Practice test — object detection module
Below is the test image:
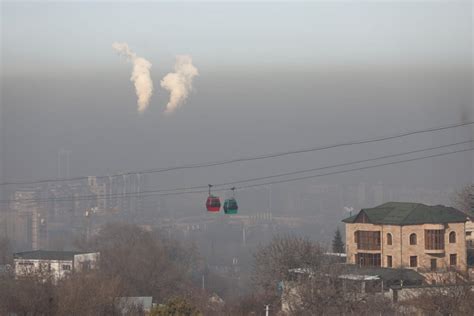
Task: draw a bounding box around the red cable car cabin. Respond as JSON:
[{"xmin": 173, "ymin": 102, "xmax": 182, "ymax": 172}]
[{"xmin": 206, "ymin": 195, "xmax": 221, "ymax": 212}]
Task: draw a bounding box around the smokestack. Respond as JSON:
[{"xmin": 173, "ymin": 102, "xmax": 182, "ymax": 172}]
[
  {"xmin": 161, "ymin": 55, "xmax": 198, "ymax": 114},
  {"xmin": 112, "ymin": 42, "xmax": 154, "ymax": 113}
]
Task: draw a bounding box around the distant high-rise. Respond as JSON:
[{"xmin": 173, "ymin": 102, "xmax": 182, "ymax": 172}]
[
  {"xmin": 0, "ymin": 102, "xmax": 4, "ymax": 201},
  {"xmin": 58, "ymin": 149, "xmax": 71, "ymax": 179}
]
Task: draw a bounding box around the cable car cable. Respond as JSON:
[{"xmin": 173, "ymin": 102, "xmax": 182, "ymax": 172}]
[
  {"xmin": 0, "ymin": 144, "xmax": 471, "ymax": 205},
  {"xmin": 1, "ymin": 121, "xmax": 472, "ymax": 187}
]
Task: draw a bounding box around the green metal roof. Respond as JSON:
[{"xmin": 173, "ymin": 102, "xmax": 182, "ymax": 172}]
[
  {"xmin": 342, "ymin": 264, "xmax": 424, "ymax": 283},
  {"xmin": 14, "ymin": 250, "xmax": 86, "ymax": 261},
  {"xmin": 342, "ymin": 202, "xmax": 469, "ymax": 225}
]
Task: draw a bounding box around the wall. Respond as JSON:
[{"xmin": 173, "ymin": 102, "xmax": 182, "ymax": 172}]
[
  {"xmin": 346, "ymin": 222, "xmax": 467, "ymax": 272},
  {"xmin": 74, "ymin": 252, "xmax": 100, "ymax": 271},
  {"xmin": 14, "ymin": 258, "xmax": 73, "ymax": 280}
]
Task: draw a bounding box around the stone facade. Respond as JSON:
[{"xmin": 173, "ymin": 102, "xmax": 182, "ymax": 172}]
[
  {"xmin": 345, "ymin": 221, "xmax": 467, "ymax": 272},
  {"xmin": 465, "ymin": 220, "xmax": 474, "ymax": 247}
]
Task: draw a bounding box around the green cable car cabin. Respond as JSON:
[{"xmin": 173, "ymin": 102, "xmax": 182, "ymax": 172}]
[{"xmin": 223, "ymin": 198, "xmax": 238, "ymax": 214}]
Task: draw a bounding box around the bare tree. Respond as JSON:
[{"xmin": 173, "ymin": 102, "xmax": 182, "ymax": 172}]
[
  {"xmin": 452, "ymin": 184, "xmax": 474, "ymax": 214},
  {"xmin": 0, "ymin": 271, "xmax": 57, "ymax": 316},
  {"xmin": 401, "ymin": 282, "xmax": 474, "ymax": 316},
  {"xmin": 55, "ymin": 271, "xmax": 125, "ymax": 315},
  {"xmin": 253, "ymin": 235, "xmax": 325, "ymax": 309},
  {"xmin": 77, "ymin": 222, "xmax": 200, "ymax": 301},
  {"xmin": 253, "ymin": 235, "xmax": 396, "ymax": 315},
  {"xmin": 286, "ymin": 271, "xmax": 395, "ymax": 316}
]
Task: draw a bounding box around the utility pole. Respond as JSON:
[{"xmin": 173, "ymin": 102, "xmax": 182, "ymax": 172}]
[{"xmin": 265, "ymin": 304, "xmax": 270, "ymax": 316}]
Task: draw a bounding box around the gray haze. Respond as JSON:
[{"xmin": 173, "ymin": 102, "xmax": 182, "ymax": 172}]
[{"xmin": 1, "ymin": 1, "xmax": 473, "ymax": 239}]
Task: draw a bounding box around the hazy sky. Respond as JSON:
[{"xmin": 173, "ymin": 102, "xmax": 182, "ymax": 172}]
[
  {"xmin": 0, "ymin": 1, "xmax": 472, "ymax": 215},
  {"xmin": 2, "ymin": 1, "xmax": 471, "ymax": 73}
]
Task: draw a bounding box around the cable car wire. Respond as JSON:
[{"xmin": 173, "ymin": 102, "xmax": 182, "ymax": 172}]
[
  {"xmin": 0, "ymin": 142, "xmax": 471, "ymax": 205},
  {"xmin": 0, "ymin": 121, "xmax": 472, "ymax": 187}
]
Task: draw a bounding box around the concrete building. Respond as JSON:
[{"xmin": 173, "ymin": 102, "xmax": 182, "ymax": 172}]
[
  {"xmin": 14, "ymin": 250, "xmax": 99, "ymax": 280},
  {"xmin": 343, "ymin": 202, "xmax": 469, "ymax": 273},
  {"xmin": 88, "ymin": 176, "xmax": 108, "ymax": 213}
]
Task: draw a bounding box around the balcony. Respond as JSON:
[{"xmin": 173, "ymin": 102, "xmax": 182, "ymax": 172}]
[
  {"xmin": 424, "ymin": 229, "xmax": 445, "ymax": 254},
  {"xmin": 355, "ymin": 231, "xmax": 381, "ymax": 251},
  {"xmin": 356, "ymin": 243, "xmax": 381, "ymax": 251},
  {"xmin": 424, "ymin": 248, "xmax": 445, "ymax": 254}
]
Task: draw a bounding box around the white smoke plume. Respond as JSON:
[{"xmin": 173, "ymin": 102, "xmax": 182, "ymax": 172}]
[
  {"xmin": 161, "ymin": 55, "xmax": 198, "ymax": 114},
  {"xmin": 344, "ymin": 206, "xmax": 354, "ymax": 213},
  {"xmin": 112, "ymin": 42, "xmax": 153, "ymax": 113}
]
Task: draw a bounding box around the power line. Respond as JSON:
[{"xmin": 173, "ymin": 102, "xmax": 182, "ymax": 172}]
[
  {"xmin": 234, "ymin": 147, "xmax": 474, "ymax": 191},
  {"xmin": 1, "ymin": 143, "xmax": 472, "ymax": 205},
  {"xmin": 212, "ymin": 140, "xmax": 474, "ymax": 188},
  {"xmin": 1, "ymin": 121, "xmax": 472, "ymax": 187},
  {"xmin": 1, "ymin": 140, "xmax": 467, "ymax": 203}
]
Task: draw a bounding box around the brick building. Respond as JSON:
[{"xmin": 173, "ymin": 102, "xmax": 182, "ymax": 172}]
[{"xmin": 343, "ymin": 202, "xmax": 469, "ymax": 272}]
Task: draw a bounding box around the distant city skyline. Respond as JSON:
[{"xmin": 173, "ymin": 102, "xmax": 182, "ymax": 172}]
[{"xmin": 1, "ymin": 1, "xmax": 472, "ymax": 220}]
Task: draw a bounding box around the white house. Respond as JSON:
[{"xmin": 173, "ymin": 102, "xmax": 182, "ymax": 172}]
[{"xmin": 14, "ymin": 250, "xmax": 99, "ymax": 280}]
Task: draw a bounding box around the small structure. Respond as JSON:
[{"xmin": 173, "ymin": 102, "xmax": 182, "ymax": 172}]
[
  {"xmin": 339, "ymin": 264, "xmax": 424, "ymax": 293},
  {"xmin": 115, "ymin": 297, "xmax": 153, "ymax": 315},
  {"xmin": 281, "ymin": 265, "xmax": 424, "ymax": 313},
  {"xmin": 14, "ymin": 250, "xmax": 99, "ymax": 280}
]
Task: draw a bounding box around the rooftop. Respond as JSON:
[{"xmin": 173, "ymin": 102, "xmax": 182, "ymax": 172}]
[
  {"xmin": 341, "ymin": 264, "xmax": 424, "ymax": 284},
  {"xmin": 14, "ymin": 250, "xmax": 89, "ymax": 261},
  {"xmin": 342, "ymin": 202, "xmax": 468, "ymax": 225}
]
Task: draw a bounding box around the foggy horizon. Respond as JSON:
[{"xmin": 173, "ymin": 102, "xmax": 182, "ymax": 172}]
[
  {"xmin": 0, "ymin": 0, "xmax": 472, "ymax": 248},
  {"xmin": 1, "ymin": 2, "xmax": 474, "ymax": 314}
]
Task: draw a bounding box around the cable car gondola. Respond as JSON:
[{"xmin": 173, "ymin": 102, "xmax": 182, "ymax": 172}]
[
  {"xmin": 223, "ymin": 187, "xmax": 238, "ymax": 215},
  {"xmin": 206, "ymin": 184, "xmax": 221, "ymax": 213}
]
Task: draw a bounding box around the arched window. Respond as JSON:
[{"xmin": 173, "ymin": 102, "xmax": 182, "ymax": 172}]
[
  {"xmin": 449, "ymin": 231, "xmax": 456, "ymax": 243},
  {"xmin": 409, "ymin": 233, "xmax": 417, "ymax": 245},
  {"xmin": 387, "ymin": 233, "xmax": 392, "ymax": 245}
]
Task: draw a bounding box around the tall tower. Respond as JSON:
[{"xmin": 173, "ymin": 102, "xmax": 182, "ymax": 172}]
[
  {"xmin": 58, "ymin": 149, "xmax": 71, "ymax": 179},
  {"xmin": 0, "ymin": 97, "xmax": 4, "ymax": 201}
]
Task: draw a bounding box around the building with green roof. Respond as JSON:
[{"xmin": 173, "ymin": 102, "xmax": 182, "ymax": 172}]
[{"xmin": 342, "ymin": 202, "xmax": 469, "ymax": 274}]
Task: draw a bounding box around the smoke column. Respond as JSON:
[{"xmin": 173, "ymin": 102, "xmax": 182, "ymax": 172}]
[
  {"xmin": 112, "ymin": 42, "xmax": 153, "ymax": 113},
  {"xmin": 161, "ymin": 55, "xmax": 198, "ymax": 114}
]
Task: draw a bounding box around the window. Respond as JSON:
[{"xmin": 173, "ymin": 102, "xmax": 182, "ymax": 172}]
[
  {"xmin": 425, "ymin": 230, "xmax": 445, "ymax": 250},
  {"xmin": 356, "ymin": 253, "xmax": 381, "ymax": 267},
  {"xmin": 387, "ymin": 255, "xmax": 392, "ymax": 268},
  {"xmin": 449, "ymin": 231, "xmax": 456, "ymax": 243},
  {"xmin": 18, "ymin": 262, "xmax": 34, "ymax": 266},
  {"xmin": 430, "ymin": 259, "xmax": 437, "ymax": 271},
  {"xmin": 466, "ymin": 231, "xmax": 472, "ymax": 236},
  {"xmin": 62, "ymin": 264, "xmax": 71, "ymax": 271},
  {"xmin": 450, "ymin": 254, "xmax": 457, "ymax": 266},
  {"xmin": 409, "ymin": 233, "xmax": 417, "ymax": 245},
  {"xmin": 387, "ymin": 233, "xmax": 392, "ymax": 245},
  {"xmin": 410, "ymin": 256, "xmax": 418, "ymax": 267},
  {"xmin": 80, "ymin": 261, "xmax": 91, "ymax": 271},
  {"xmin": 355, "ymin": 231, "xmax": 381, "ymax": 250}
]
